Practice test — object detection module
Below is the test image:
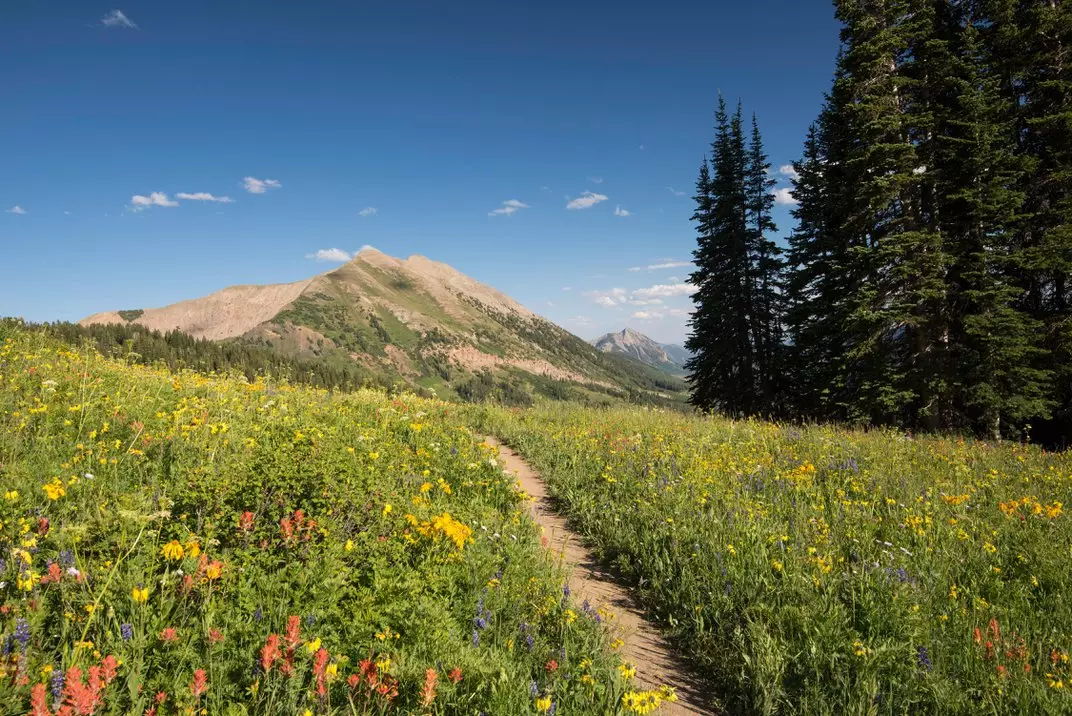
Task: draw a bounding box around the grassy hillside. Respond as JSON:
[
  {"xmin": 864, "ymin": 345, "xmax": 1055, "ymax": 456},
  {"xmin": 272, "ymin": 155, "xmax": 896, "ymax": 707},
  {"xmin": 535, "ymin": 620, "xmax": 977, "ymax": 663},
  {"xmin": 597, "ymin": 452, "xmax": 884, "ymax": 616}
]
[
  {"xmin": 471, "ymin": 403, "xmax": 1072, "ymax": 714},
  {"xmin": 0, "ymin": 325, "xmax": 668, "ymax": 714}
]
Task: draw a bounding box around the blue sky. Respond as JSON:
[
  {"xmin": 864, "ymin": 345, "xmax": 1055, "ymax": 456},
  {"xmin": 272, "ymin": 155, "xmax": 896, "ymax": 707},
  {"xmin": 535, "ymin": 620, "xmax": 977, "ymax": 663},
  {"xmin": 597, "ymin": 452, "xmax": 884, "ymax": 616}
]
[{"xmin": 1, "ymin": 1, "xmax": 839, "ymax": 344}]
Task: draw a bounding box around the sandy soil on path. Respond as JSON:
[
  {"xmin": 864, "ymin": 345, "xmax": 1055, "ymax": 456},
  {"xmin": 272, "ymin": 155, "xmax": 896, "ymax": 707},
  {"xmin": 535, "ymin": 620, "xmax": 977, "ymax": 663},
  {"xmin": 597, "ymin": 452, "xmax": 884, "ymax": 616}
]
[{"xmin": 483, "ymin": 436, "xmax": 716, "ymax": 715}]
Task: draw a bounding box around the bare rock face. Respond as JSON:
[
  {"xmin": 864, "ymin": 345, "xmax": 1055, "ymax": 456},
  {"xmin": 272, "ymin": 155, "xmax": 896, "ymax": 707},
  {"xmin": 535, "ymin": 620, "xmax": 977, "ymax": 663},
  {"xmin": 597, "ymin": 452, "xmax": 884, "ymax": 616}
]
[
  {"xmin": 80, "ymin": 249, "xmax": 681, "ymax": 399},
  {"xmin": 591, "ymin": 328, "xmax": 689, "ymax": 374}
]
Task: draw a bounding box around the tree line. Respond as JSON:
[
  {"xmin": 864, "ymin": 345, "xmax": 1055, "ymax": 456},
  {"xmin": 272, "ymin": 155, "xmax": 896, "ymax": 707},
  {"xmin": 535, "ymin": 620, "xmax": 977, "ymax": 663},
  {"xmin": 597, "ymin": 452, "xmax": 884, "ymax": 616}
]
[{"xmin": 687, "ymin": 0, "xmax": 1071, "ymax": 445}]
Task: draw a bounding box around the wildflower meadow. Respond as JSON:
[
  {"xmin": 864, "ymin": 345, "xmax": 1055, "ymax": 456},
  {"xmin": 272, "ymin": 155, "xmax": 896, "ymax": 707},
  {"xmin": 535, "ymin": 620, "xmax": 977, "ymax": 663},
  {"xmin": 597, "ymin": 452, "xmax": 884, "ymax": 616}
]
[
  {"xmin": 0, "ymin": 325, "xmax": 648, "ymax": 714},
  {"xmin": 473, "ymin": 404, "xmax": 1072, "ymax": 714}
]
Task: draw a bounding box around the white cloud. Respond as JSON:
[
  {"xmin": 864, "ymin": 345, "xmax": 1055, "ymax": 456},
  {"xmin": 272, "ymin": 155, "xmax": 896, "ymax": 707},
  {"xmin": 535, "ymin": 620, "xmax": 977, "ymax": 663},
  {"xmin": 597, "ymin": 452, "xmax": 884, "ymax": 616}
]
[
  {"xmin": 566, "ymin": 191, "xmax": 609, "ymax": 210},
  {"xmin": 306, "ymin": 248, "xmax": 352, "ymax": 262},
  {"xmin": 614, "ymin": 205, "xmax": 631, "ymax": 217},
  {"xmin": 667, "ymin": 307, "xmax": 689, "ymax": 317},
  {"xmin": 243, "ymin": 177, "xmax": 282, "ymax": 194},
  {"xmin": 633, "ymin": 283, "xmax": 695, "ymax": 299},
  {"xmin": 546, "ymin": 300, "xmax": 556, "ymax": 307},
  {"xmin": 129, "ymin": 192, "xmax": 178, "ymax": 211},
  {"xmin": 773, "ymin": 187, "xmax": 798, "ymax": 206},
  {"xmin": 359, "ymin": 244, "xmax": 379, "ymax": 253},
  {"xmin": 666, "ymin": 186, "xmax": 686, "ymax": 197},
  {"xmin": 632, "ymin": 310, "xmax": 662, "ymax": 320},
  {"xmin": 567, "ymin": 315, "xmax": 593, "ymax": 327},
  {"xmin": 540, "ymin": 186, "xmax": 553, "ymax": 193},
  {"xmin": 629, "ymin": 260, "xmax": 691, "ymax": 272},
  {"xmin": 101, "ymin": 10, "xmax": 137, "ymax": 28},
  {"xmin": 6, "ymin": 205, "xmax": 26, "ymax": 215},
  {"xmin": 638, "ymin": 145, "xmax": 645, "ymax": 151},
  {"xmin": 628, "ymin": 299, "xmax": 663, "ymax": 306},
  {"xmin": 585, "ymin": 287, "xmax": 627, "ymax": 307},
  {"xmin": 562, "ymin": 286, "xmax": 573, "ymax": 292},
  {"xmin": 779, "ymin": 164, "xmax": 800, "ymax": 181},
  {"xmin": 176, "ymin": 192, "xmax": 234, "ymax": 203},
  {"xmin": 358, "ymin": 206, "xmax": 378, "ymax": 217},
  {"xmin": 488, "ymin": 199, "xmax": 530, "ymax": 217},
  {"xmin": 588, "ymin": 176, "xmax": 604, "ymax": 184}
]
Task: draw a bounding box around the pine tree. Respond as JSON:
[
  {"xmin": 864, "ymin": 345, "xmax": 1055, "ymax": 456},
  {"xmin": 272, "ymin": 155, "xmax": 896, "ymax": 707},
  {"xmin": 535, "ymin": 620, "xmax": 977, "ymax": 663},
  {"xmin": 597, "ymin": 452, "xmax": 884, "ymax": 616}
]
[
  {"xmin": 686, "ymin": 97, "xmax": 753, "ymax": 414},
  {"xmin": 744, "ymin": 114, "xmax": 784, "ymax": 414},
  {"xmin": 936, "ymin": 15, "xmax": 1053, "ymax": 438}
]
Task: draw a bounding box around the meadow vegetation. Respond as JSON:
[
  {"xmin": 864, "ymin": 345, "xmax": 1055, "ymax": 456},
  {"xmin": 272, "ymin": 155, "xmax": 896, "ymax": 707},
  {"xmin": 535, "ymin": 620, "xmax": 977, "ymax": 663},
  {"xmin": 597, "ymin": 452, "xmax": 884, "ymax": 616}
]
[
  {"xmin": 473, "ymin": 404, "xmax": 1072, "ymax": 714},
  {"xmin": 0, "ymin": 325, "xmax": 661, "ymax": 714}
]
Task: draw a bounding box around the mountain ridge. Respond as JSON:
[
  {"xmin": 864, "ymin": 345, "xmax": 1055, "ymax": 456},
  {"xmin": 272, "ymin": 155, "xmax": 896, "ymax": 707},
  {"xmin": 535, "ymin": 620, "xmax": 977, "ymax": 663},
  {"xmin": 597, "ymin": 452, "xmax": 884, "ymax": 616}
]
[
  {"xmin": 590, "ymin": 328, "xmax": 690, "ymax": 375},
  {"xmin": 80, "ymin": 249, "xmax": 687, "ymax": 405}
]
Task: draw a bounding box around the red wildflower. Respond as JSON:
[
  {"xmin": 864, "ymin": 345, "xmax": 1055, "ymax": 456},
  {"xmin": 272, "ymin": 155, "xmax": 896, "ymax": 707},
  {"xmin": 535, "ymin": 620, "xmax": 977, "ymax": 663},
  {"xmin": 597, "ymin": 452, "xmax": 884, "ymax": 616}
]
[
  {"xmin": 347, "ymin": 673, "xmax": 362, "ymax": 689},
  {"xmin": 239, "ymin": 511, "xmax": 255, "ymax": 532},
  {"xmin": 280, "ymin": 517, "xmax": 294, "ymax": 541},
  {"xmin": 143, "ymin": 708, "xmax": 156, "ymax": 716},
  {"xmin": 208, "ymin": 628, "xmax": 224, "ymax": 646},
  {"xmin": 448, "ymin": 667, "xmax": 463, "ymax": 684},
  {"xmin": 314, "ymin": 647, "xmax": 330, "ymax": 697},
  {"xmin": 260, "ymin": 634, "xmax": 281, "ymax": 673},
  {"xmin": 190, "ymin": 669, "xmax": 208, "ymax": 699},
  {"xmin": 61, "ymin": 665, "xmax": 104, "ymax": 716},
  {"xmin": 29, "ymin": 683, "xmax": 50, "ymax": 716},
  {"xmin": 155, "ymin": 691, "xmax": 168, "ymax": 704},
  {"xmin": 359, "ymin": 659, "xmax": 379, "ymax": 688},
  {"xmin": 545, "ymin": 659, "xmax": 558, "ymax": 672},
  {"xmin": 42, "ymin": 560, "xmax": 63, "ymax": 585},
  {"xmin": 285, "ymin": 616, "xmax": 301, "ymax": 648},
  {"xmin": 973, "ymin": 627, "xmax": 982, "ymax": 644},
  {"xmin": 37, "ymin": 517, "xmax": 50, "ymax": 536},
  {"xmin": 421, "ymin": 668, "xmax": 438, "ymax": 706},
  {"xmin": 988, "ymin": 618, "xmax": 1001, "ymax": 642},
  {"xmin": 100, "ymin": 655, "xmax": 119, "ymax": 684},
  {"xmin": 985, "ymin": 640, "xmax": 995, "ymax": 660},
  {"xmin": 160, "ymin": 627, "xmax": 179, "ymax": 644},
  {"xmin": 997, "ymin": 665, "xmax": 1007, "ymax": 678}
]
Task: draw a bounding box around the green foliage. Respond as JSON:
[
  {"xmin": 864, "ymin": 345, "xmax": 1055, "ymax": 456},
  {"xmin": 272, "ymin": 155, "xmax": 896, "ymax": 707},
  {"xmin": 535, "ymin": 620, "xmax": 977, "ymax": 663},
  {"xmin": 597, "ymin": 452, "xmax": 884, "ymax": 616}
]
[
  {"xmin": 117, "ymin": 309, "xmax": 144, "ymax": 322},
  {"xmin": 0, "ymin": 327, "xmax": 641, "ymax": 714},
  {"xmin": 474, "ymin": 402, "xmax": 1072, "ymax": 714}
]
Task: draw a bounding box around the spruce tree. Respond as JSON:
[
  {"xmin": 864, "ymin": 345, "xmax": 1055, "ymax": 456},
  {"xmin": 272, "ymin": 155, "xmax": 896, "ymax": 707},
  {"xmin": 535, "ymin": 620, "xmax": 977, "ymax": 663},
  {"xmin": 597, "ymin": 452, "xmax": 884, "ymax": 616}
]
[
  {"xmin": 686, "ymin": 97, "xmax": 753, "ymax": 414},
  {"xmin": 744, "ymin": 114, "xmax": 784, "ymax": 414}
]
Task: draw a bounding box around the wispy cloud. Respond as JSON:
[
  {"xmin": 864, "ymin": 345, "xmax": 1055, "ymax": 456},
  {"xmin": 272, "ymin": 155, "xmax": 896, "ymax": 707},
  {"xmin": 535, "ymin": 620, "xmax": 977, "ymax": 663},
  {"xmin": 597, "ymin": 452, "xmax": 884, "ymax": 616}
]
[
  {"xmin": 587, "ymin": 176, "xmax": 604, "ymax": 185},
  {"xmin": 306, "ymin": 248, "xmax": 352, "ymax": 262},
  {"xmin": 632, "ymin": 283, "xmax": 695, "ymax": 299},
  {"xmin": 566, "ymin": 191, "xmax": 609, "ymax": 210},
  {"xmin": 567, "ymin": 315, "xmax": 593, "ymax": 328},
  {"xmin": 632, "ymin": 307, "xmax": 688, "ymax": 320},
  {"xmin": 628, "ymin": 260, "xmax": 691, "ymax": 272},
  {"xmin": 6, "ymin": 205, "xmax": 26, "ymax": 215},
  {"xmin": 101, "ymin": 9, "xmax": 137, "ymax": 28},
  {"xmin": 614, "ymin": 205, "xmax": 631, "ymax": 217},
  {"xmin": 488, "ymin": 199, "xmax": 530, "ymax": 217},
  {"xmin": 358, "ymin": 207, "xmax": 377, "ymax": 217},
  {"xmin": 176, "ymin": 192, "xmax": 234, "ymax": 203},
  {"xmin": 562, "ymin": 286, "xmax": 573, "ymax": 292},
  {"xmin": 773, "ymin": 187, "xmax": 798, "ymax": 206},
  {"xmin": 779, "ymin": 164, "xmax": 800, "ymax": 181},
  {"xmin": 666, "ymin": 186, "xmax": 686, "ymax": 197},
  {"xmin": 243, "ymin": 177, "xmax": 282, "ymax": 194},
  {"xmin": 130, "ymin": 192, "xmax": 178, "ymax": 211}
]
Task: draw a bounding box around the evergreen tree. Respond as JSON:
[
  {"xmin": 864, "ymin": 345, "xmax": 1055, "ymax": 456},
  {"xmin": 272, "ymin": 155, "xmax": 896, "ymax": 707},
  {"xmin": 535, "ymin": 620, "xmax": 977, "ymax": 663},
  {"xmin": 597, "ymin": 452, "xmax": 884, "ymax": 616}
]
[
  {"xmin": 936, "ymin": 16, "xmax": 1053, "ymax": 438},
  {"xmin": 687, "ymin": 97, "xmax": 753, "ymax": 414},
  {"xmin": 745, "ymin": 114, "xmax": 784, "ymax": 413}
]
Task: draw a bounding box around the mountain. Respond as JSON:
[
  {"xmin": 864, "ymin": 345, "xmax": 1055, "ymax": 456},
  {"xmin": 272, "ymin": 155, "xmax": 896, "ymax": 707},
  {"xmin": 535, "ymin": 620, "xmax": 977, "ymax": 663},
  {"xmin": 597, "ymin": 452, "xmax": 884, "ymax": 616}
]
[
  {"xmin": 590, "ymin": 328, "xmax": 690, "ymax": 375},
  {"xmin": 80, "ymin": 248, "xmax": 686, "ymax": 405}
]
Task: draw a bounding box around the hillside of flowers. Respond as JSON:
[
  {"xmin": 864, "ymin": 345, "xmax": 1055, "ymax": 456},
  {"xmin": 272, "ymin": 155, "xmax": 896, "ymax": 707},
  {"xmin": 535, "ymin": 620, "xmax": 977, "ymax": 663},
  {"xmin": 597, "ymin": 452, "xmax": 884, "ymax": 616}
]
[
  {"xmin": 474, "ymin": 405, "xmax": 1072, "ymax": 714},
  {"xmin": 0, "ymin": 325, "xmax": 651, "ymax": 714}
]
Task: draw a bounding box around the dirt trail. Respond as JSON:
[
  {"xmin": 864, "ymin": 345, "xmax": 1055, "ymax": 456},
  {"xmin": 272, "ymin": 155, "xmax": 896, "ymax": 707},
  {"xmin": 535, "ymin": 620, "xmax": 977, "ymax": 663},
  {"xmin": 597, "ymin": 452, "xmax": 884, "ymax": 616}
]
[{"xmin": 483, "ymin": 437, "xmax": 715, "ymax": 715}]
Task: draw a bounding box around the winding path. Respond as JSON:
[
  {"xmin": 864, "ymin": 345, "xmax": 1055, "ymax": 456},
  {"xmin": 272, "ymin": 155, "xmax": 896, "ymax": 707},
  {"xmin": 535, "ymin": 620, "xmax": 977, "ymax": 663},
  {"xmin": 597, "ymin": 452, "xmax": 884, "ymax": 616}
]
[{"xmin": 483, "ymin": 437, "xmax": 716, "ymax": 715}]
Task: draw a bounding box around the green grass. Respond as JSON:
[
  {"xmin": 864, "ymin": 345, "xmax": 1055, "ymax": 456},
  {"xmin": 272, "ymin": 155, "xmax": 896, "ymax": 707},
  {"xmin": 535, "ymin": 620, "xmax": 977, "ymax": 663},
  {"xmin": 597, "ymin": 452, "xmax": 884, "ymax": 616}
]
[
  {"xmin": 470, "ymin": 402, "xmax": 1072, "ymax": 715},
  {"xmin": 0, "ymin": 327, "xmax": 658, "ymax": 714}
]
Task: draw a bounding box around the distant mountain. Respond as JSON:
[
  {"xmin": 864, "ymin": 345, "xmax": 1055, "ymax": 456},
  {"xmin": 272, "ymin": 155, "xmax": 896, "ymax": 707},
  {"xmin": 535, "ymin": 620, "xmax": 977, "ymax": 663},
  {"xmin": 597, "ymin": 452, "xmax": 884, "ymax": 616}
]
[
  {"xmin": 81, "ymin": 248, "xmax": 686, "ymax": 405},
  {"xmin": 661, "ymin": 342, "xmax": 692, "ymax": 368},
  {"xmin": 590, "ymin": 328, "xmax": 689, "ymax": 375}
]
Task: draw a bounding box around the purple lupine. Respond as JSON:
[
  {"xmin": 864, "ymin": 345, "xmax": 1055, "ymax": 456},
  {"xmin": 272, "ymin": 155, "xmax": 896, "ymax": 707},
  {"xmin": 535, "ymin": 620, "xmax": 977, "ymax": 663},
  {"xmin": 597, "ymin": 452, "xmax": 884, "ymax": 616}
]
[
  {"xmin": 14, "ymin": 618, "xmax": 30, "ymax": 649},
  {"xmin": 121, "ymin": 623, "xmax": 133, "ymax": 641},
  {"xmin": 50, "ymin": 668, "xmax": 64, "ymax": 706}
]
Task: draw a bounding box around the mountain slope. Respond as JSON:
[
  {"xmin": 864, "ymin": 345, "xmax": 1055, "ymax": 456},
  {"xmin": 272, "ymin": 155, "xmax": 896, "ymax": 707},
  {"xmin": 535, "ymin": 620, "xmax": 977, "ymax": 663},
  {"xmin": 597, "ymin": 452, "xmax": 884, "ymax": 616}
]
[
  {"xmin": 591, "ymin": 328, "xmax": 689, "ymax": 375},
  {"xmin": 81, "ymin": 248, "xmax": 686, "ymax": 405}
]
